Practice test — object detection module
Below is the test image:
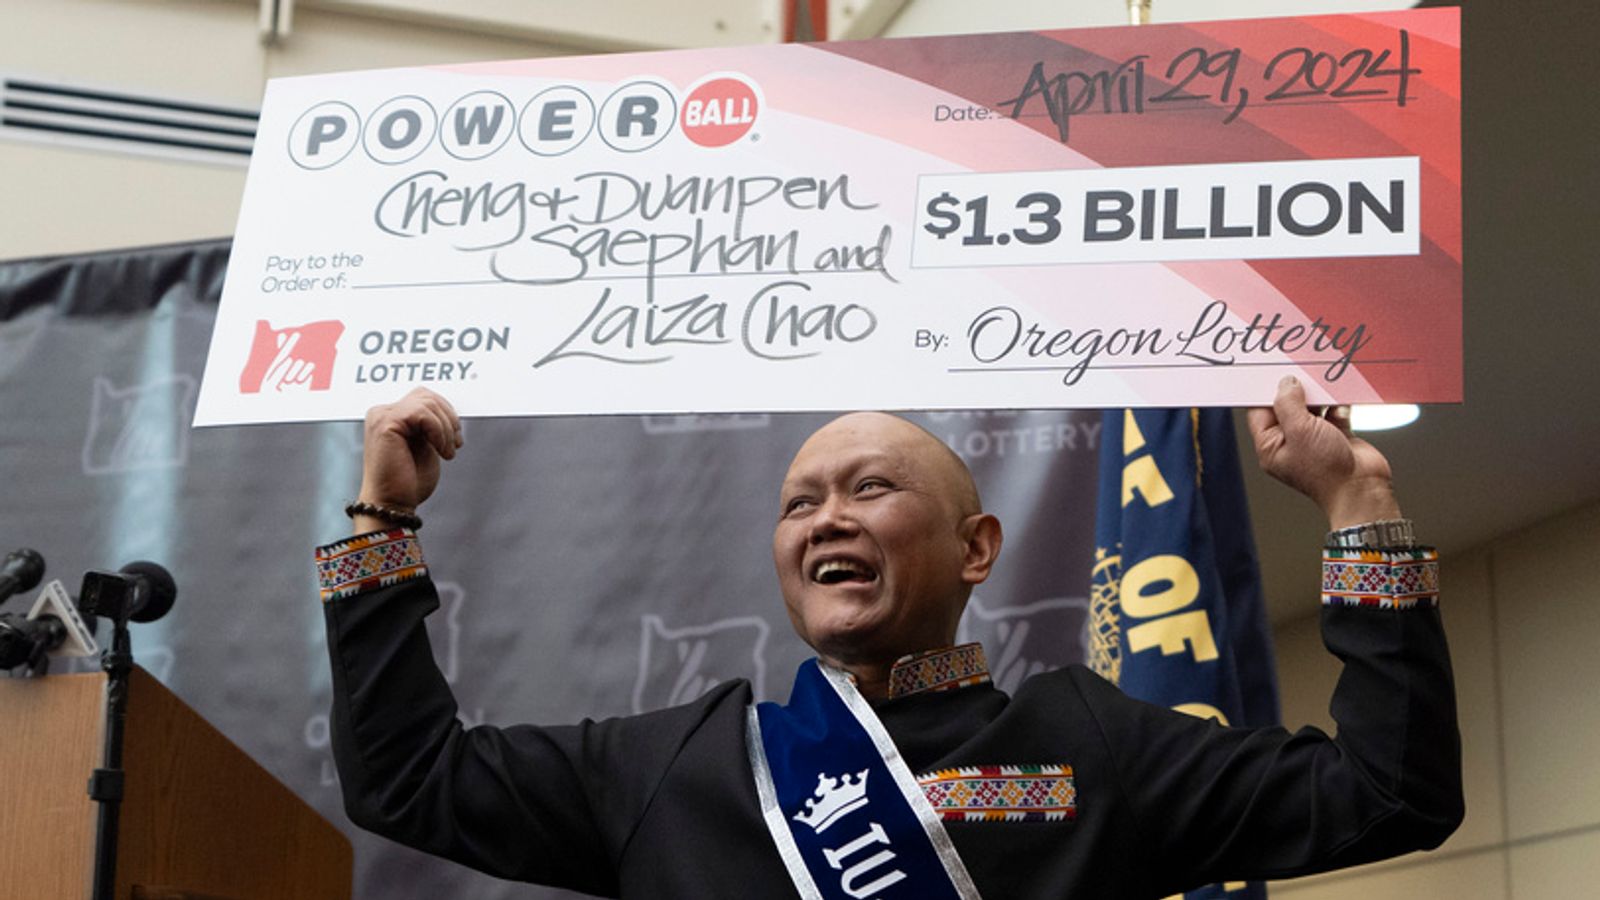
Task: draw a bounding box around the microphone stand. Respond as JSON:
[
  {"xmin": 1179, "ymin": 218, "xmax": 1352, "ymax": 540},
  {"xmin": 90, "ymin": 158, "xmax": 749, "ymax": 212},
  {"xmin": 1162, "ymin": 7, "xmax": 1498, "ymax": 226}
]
[{"xmin": 88, "ymin": 609, "xmax": 134, "ymax": 900}]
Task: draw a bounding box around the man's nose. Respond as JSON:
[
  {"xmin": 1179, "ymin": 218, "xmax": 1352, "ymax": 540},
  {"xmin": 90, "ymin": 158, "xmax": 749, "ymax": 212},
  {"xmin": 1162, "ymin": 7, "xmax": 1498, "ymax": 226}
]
[{"xmin": 808, "ymin": 494, "xmax": 858, "ymax": 543}]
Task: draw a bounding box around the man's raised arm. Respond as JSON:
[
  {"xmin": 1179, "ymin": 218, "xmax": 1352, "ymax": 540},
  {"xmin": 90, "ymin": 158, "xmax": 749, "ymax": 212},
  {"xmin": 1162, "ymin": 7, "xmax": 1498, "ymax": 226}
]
[
  {"xmin": 1088, "ymin": 377, "xmax": 1462, "ymax": 889},
  {"xmin": 314, "ymin": 388, "xmax": 726, "ymax": 894}
]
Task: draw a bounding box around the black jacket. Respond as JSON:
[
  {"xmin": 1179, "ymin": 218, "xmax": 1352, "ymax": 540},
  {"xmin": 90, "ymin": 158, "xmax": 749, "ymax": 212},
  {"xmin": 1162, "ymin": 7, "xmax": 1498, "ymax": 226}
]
[{"xmin": 325, "ymin": 573, "xmax": 1461, "ymax": 898}]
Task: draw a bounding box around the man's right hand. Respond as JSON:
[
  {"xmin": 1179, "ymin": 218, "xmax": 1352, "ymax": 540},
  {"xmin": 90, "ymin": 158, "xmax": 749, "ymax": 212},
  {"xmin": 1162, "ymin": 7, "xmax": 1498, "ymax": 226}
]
[{"xmin": 354, "ymin": 388, "xmax": 463, "ymax": 533}]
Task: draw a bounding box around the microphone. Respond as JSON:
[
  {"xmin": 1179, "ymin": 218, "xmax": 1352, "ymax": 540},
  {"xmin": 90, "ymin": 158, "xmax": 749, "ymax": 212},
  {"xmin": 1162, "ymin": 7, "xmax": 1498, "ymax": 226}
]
[
  {"xmin": 0, "ymin": 579, "xmax": 99, "ymax": 669},
  {"xmin": 78, "ymin": 561, "xmax": 177, "ymax": 624},
  {"xmin": 0, "ymin": 548, "xmax": 45, "ymax": 606}
]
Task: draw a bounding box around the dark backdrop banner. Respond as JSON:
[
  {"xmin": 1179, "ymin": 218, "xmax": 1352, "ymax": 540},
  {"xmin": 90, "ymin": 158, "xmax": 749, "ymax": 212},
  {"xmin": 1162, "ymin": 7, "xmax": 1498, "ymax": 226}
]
[{"xmin": 0, "ymin": 239, "xmax": 1103, "ymax": 899}]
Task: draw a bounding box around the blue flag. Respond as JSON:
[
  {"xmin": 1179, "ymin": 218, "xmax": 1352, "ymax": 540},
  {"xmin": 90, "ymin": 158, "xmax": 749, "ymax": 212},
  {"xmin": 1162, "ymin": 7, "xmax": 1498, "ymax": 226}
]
[{"xmin": 1090, "ymin": 408, "xmax": 1280, "ymax": 899}]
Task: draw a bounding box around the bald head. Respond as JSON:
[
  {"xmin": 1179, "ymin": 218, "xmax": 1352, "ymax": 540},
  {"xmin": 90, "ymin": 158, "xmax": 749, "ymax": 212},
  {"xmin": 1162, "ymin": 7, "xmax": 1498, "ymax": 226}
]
[
  {"xmin": 772, "ymin": 411, "xmax": 1003, "ymax": 674},
  {"xmin": 790, "ymin": 412, "xmax": 982, "ymax": 519}
]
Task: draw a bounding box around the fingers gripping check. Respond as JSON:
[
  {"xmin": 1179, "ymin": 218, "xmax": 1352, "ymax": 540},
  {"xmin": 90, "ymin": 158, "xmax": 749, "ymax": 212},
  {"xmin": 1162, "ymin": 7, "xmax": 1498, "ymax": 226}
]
[{"xmin": 1246, "ymin": 377, "xmax": 1400, "ymax": 529}]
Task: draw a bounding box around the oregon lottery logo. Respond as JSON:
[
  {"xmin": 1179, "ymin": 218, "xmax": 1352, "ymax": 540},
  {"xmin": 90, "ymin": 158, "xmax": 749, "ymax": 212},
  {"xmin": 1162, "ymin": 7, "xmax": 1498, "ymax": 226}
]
[
  {"xmin": 287, "ymin": 72, "xmax": 762, "ymax": 170},
  {"xmin": 238, "ymin": 319, "xmax": 344, "ymax": 394}
]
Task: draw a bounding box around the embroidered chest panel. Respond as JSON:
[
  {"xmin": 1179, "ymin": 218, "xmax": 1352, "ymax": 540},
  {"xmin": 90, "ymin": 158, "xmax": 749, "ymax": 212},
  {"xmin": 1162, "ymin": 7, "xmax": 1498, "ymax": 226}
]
[{"xmin": 917, "ymin": 765, "xmax": 1077, "ymax": 822}]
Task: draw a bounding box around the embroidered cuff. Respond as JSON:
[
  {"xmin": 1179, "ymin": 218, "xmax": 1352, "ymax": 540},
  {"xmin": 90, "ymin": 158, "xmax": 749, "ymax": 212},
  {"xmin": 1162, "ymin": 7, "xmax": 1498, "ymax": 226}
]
[
  {"xmin": 1321, "ymin": 547, "xmax": 1439, "ymax": 609},
  {"xmin": 315, "ymin": 529, "xmax": 426, "ymax": 602},
  {"xmin": 918, "ymin": 765, "xmax": 1077, "ymax": 822},
  {"xmin": 887, "ymin": 643, "xmax": 991, "ymax": 699}
]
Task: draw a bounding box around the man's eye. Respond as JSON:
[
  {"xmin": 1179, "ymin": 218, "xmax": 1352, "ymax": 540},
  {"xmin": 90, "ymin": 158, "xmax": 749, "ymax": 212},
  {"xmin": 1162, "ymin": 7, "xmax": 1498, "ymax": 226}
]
[
  {"xmin": 783, "ymin": 498, "xmax": 815, "ymax": 517},
  {"xmin": 856, "ymin": 479, "xmax": 891, "ymax": 494}
]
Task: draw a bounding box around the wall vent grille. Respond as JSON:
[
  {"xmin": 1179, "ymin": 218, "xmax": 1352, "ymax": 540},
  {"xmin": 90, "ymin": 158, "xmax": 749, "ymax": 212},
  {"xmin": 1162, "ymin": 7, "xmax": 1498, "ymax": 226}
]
[{"xmin": 1, "ymin": 76, "xmax": 258, "ymax": 166}]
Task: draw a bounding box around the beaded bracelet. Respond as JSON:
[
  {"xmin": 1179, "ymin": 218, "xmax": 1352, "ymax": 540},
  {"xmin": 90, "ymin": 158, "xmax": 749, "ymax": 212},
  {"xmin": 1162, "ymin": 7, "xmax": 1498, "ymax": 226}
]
[{"xmin": 344, "ymin": 500, "xmax": 422, "ymax": 530}]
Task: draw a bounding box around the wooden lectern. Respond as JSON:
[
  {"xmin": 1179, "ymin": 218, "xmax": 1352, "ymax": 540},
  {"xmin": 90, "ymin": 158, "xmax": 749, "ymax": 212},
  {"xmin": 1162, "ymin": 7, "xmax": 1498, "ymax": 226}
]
[{"xmin": 0, "ymin": 666, "xmax": 352, "ymax": 899}]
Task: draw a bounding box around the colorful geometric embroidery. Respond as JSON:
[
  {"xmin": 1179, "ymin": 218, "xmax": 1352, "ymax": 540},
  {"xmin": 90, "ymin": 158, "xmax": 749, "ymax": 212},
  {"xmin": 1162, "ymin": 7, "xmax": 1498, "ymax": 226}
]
[
  {"xmin": 887, "ymin": 643, "xmax": 991, "ymax": 699},
  {"xmin": 917, "ymin": 765, "xmax": 1076, "ymax": 822},
  {"xmin": 315, "ymin": 529, "xmax": 426, "ymax": 602},
  {"xmin": 1322, "ymin": 548, "xmax": 1439, "ymax": 609}
]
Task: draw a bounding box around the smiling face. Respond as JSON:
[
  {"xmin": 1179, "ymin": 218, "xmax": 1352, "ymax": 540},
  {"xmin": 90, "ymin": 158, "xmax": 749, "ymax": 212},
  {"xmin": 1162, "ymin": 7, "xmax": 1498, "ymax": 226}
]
[{"xmin": 773, "ymin": 413, "xmax": 1002, "ymax": 669}]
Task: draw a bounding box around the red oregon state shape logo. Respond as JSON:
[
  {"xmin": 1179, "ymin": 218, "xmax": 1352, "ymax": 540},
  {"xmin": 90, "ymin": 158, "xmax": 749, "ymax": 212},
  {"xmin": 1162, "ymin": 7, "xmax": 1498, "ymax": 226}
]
[
  {"xmin": 680, "ymin": 74, "xmax": 761, "ymax": 148},
  {"xmin": 239, "ymin": 319, "xmax": 345, "ymax": 393}
]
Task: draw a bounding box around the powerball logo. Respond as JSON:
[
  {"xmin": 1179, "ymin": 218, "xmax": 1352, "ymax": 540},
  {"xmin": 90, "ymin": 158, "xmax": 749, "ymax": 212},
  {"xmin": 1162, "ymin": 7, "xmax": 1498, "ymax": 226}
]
[
  {"xmin": 238, "ymin": 319, "xmax": 344, "ymax": 394},
  {"xmin": 679, "ymin": 73, "xmax": 760, "ymax": 147},
  {"xmin": 287, "ymin": 72, "xmax": 762, "ymax": 169}
]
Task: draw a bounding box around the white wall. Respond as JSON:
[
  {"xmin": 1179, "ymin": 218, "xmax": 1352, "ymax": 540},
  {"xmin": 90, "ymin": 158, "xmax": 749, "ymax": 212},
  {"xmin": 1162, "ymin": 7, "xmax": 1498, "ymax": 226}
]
[
  {"xmin": 884, "ymin": 0, "xmax": 1413, "ymax": 36},
  {"xmin": 0, "ymin": 0, "xmax": 574, "ymax": 259}
]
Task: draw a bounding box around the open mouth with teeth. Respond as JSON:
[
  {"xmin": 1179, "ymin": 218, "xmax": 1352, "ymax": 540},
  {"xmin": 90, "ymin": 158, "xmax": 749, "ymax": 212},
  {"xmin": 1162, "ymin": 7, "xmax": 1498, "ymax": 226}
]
[{"xmin": 811, "ymin": 558, "xmax": 879, "ymax": 585}]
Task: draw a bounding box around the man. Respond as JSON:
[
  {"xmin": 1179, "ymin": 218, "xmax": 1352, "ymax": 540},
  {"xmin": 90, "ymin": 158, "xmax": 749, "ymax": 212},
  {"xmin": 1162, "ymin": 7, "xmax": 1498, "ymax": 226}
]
[{"xmin": 316, "ymin": 380, "xmax": 1460, "ymax": 897}]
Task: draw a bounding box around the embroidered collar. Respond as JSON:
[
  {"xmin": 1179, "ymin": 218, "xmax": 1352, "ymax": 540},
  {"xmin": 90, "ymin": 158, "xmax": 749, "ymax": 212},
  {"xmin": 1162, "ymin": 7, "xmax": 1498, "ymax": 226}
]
[{"xmin": 886, "ymin": 643, "xmax": 991, "ymax": 700}]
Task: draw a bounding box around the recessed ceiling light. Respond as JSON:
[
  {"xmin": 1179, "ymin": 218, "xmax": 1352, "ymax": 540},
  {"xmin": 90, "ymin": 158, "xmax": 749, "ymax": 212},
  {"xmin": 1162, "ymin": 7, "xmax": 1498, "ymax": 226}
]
[{"xmin": 1349, "ymin": 404, "xmax": 1420, "ymax": 432}]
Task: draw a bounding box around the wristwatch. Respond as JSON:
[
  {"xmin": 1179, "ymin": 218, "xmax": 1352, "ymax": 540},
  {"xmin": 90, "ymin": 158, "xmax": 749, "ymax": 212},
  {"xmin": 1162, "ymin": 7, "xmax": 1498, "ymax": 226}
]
[{"xmin": 1326, "ymin": 518, "xmax": 1417, "ymax": 549}]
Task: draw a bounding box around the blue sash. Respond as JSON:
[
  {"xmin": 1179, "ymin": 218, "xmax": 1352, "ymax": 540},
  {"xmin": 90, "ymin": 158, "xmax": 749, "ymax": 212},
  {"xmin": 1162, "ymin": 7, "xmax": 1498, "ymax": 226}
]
[{"xmin": 746, "ymin": 660, "xmax": 981, "ymax": 900}]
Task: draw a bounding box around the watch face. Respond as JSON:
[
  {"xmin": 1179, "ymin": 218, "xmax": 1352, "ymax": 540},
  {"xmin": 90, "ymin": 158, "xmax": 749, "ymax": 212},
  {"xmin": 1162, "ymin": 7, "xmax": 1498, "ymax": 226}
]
[{"xmin": 1327, "ymin": 520, "xmax": 1416, "ymax": 549}]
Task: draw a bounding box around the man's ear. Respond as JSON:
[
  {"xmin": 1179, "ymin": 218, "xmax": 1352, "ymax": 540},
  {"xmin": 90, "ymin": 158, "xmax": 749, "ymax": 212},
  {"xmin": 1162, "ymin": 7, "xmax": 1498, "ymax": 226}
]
[{"xmin": 959, "ymin": 513, "xmax": 1003, "ymax": 585}]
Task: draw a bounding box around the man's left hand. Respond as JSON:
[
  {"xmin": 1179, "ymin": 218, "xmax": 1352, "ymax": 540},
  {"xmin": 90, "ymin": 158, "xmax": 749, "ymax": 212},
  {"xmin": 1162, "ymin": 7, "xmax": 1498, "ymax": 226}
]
[{"xmin": 1246, "ymin": 376, "xmax": 1402, "ymax": 529}]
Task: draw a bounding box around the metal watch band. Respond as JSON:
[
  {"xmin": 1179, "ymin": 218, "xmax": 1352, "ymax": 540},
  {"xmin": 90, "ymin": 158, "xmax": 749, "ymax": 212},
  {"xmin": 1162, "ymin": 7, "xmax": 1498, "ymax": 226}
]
[{"xmin": 1325, "ymin": 518, "xmax": 1417, "ymax": 549}]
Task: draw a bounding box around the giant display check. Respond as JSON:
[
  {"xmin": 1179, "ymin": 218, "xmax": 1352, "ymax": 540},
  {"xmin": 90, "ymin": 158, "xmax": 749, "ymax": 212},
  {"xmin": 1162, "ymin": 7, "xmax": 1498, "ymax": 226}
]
[{"xmin": 194, "ymin": 8, "xmax": 1460, "ymax": 425}]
